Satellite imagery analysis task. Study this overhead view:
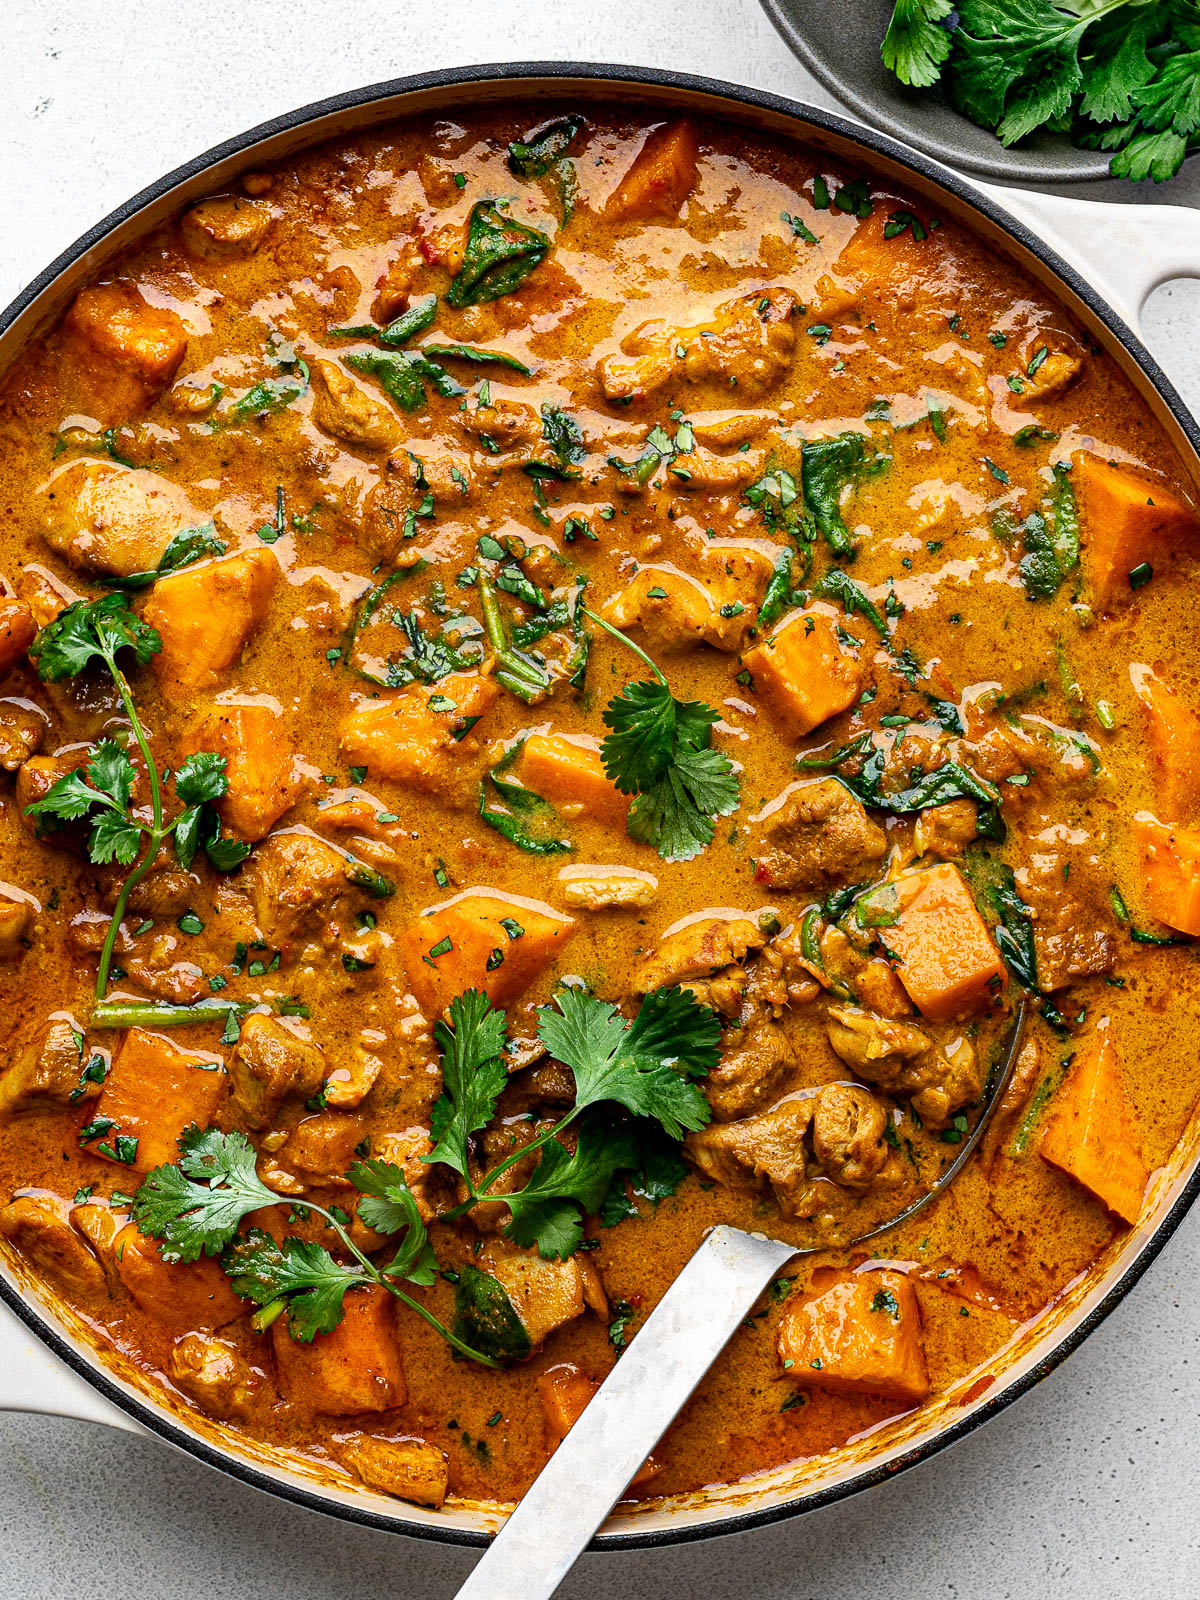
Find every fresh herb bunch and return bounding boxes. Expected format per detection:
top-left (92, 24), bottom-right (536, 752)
top-left (882, 0), bottom-right (1200, 181)
top-left (26, 596), bottom-right (250, 1007)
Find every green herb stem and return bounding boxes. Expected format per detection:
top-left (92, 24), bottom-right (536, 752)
top-left (580, 606), bottom-right (668, 685)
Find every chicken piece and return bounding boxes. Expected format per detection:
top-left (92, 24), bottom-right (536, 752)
top-left (245, 831), bottom-right (350, 955)
top-left (633, 915), bottom-right (765, 995)
top-left (227, 1013), bottom-right (327, 1130)
top-left (420, 455), bottom-right (475, 505)
top-left (272, 1286), bottom-right (405, 1414)
top-left (913, 799), bottom-right (978, 859)
top-left (0, 702), bottom-right (43, 771)
top-left (602, 540), bottom-right (774, 653)
top-left (0, 599), bottom-right (35, 676)
top-left (469, 1117), bottom-right (559, 1232)
top-left (607, 120), bottom-right (699, 221)
top-left (537, 1363), bottom-right (662, 1488)
top-left (111, 1222), bottom-right (246, 1331)
top-left (600, 287), bottom-right (798, 403)
top-left (335, 1434), bottom-right (449, 1508)
top-left (69, 1200), bottom-right (125, 1284)
top-left (666, 447), bottom-right (761, 492)
top-left (323, 1046), bottom-right (383, 1111)
top-left (310, 359), bottom-right (401, 453)
top-left (811, 1082), bottom-right (889, 1190)
top-left (854, 958), bottom-right (913, 1019)
top-left (458, 397), bottom-right (540, 451)
top-left (0, 893), bottom-right (32, 959)
top-left (372, 1127), bottom-right (459, 1224)
top-left (339, 673), bottom-right (498, 791)
top-left (0, 1193), bottom-right (108, 1298)
top-left (92, 1028), bottom-right (228, 1172)
top-left (1023, 857), bottom-right (1116, 992)
top-left (183, 697), bottom-right (303, 841)
top-left (777, 1269), bottom-right (929, 1405)
top-left (281, 1112), bottom-right (366, 1185)
top-left (372, 246), bottom-right (423, 323)
top-left (557, 865), bottom-right (658, 911)
top-left (826, 1006), bottom-right (982, 1127)
top-left (706, 1008), bottom-right (794, 1121)
top-left (61, 282), bottom-right (188, 419)
top-left (751, 779), bottom-right (886, 892)
top-left (37, 458), bottom-right (204, 578)
top-left (686, 1098), bottom-right (818, 1217)
top-left (1022, 348), bottom-right (1082, 404)
top-left (143, 548), bottom-right (277, 695)
top-left (0, 1017), bottom-right (97, 1117)
top-left (485, 1248), bottom-right (602, 1348)
top-left (180, 196), bottom-right (273, 260)
top-left (168, 1331), bottom-right (264, 1421)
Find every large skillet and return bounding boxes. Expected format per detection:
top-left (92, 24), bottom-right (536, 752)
top-left (3, 60), bottom-right (1200, 1551)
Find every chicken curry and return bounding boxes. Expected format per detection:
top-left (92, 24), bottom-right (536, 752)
top-left (0, 103), bottom-right (1197, 1514)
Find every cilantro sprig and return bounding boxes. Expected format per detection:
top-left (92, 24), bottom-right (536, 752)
top-left (583, 608), bottom-right (740, 861)
top-left (25, 596), bottom-right (249, 1006)
top-left (132, 1127), bottom-right (489, 1359)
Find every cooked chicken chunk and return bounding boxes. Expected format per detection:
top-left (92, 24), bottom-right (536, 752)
top-left (811, 1082), bottom-right (890, 1190)
top-left (0, 893), bottom-right (33, 959)
top-left (751, 779), bottom-right (887, 891)
top-left (706, 1007), bottom-right (794, 1121)
top-left (600, 287), bottom-right (798, 402)
top-left (227, 1013), bottom-right (327, 1130)
top-left (180, 196), bottom-right (272, 260)
top-left (0, 600), bottom-right (36, 677)
top-left (169, 1331), bottom-right (264, 1421)
top-left (484, 1247), bottom-right (607, 1348)
top-left (37, 458), bottom-right (204, 579)
top-left (913, 799), bottom-right (978, 860)
top-left (62, 282), bottom-right (188, 419)
top-left (557, 866), bottom-right (658, 911)
top-left (245, 832), bottom-right (351, 954)
top-left (0, 1193), bottom-right (108, 1297)
top-left (0, 1017), bottom-right (97, 1117)
top-left (0, 702), bottom-right (43, 771)
top-left (311, 359), bottom-right (401, 452)
top-left (825, 1005), bottom-right (982, 1126)
top-left (633, 915), bottom-right (765, 994)
top-left (335, 1434), bottom-right (449, 1508)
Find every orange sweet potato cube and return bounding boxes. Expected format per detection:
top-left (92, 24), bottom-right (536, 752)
top-left (339, 672), bottom-right (498, 790)
top-left (92, 1028), bottom-right (227, 1172)
top-left (145, 548), bottom-right (277, 696)
top-left (537, 1362), bottom-right (661, 1487)
top-left (1039, 1024), bottom-right (1149, 1225)
top-left (186, 697), bottom-right (302, 841)
top-left (1132, 812), bottom-right (1200, 936)
top-left (1130, 666), bottom-right (1200, 826)
top-left (607, 120), bottom-right (699, 221)
top-left (63, 283), bottom-right (189, 420)
top-left (399, 891), bottom-right (574, 1016)
top-left (112, 1222), bottom-right (246, 1331)
top-left (777, 1269), bottom-right (929, 1405)
top-left (1075, 451), bottom-right (1198, 603)
top-left (742, 605), bottom-right (865, 738)
top-left (516, 733), bottom-right (629, 825)
top-left (884, 863), bottom-right (1006, 1021)
top-left (272, 1286), bottom-right (405, 1414)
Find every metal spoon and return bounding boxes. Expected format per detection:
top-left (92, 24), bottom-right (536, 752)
top-left (453, 1002), bottom-right (1028, 1600)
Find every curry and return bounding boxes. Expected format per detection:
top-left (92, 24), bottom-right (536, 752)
top-left (0, 102), bottom-right (1197, 1515)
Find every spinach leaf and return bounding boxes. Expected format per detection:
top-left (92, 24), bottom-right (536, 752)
top-left (445, 203), bottom-right (550, 307)
top-left (1018, 465), bottom-right (1079, 601)
top-left (821, 739), bottom-right (1006, 841)
top-left (758, 546), bottom-right (793, 630)
top-left (344, 349), bottom-right (464, 412)
top-left (329, 294), bottom-right (438, 347)
top-left (478, 741), bottom-right (572, 855)
top-left (227, 357), bottom-right (309, 421)
top-left (422, 343), bottom-right (532, 374)
top-left (801, 432), bottom-right (869, 556)
top-left (812, 567), bottom-right (889, 637)
top-left (113, 525), bottom-right (227, 591)
top-left (541, 403), bottom-right (585, 468)
top-left (507, 116), bottom-right (584, 177)
top-left (962, 849), bottom-right (1038, 990)
top-left (452, 1265), bottom-right (532, 1365)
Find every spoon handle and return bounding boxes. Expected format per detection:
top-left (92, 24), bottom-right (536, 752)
top-left (453, 1225), bottom-right (797, 1600)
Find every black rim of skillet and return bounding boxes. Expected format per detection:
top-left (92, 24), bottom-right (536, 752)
top-left (2, 59), bottom-right (1199, 1553)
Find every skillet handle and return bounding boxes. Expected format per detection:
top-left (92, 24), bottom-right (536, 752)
top-left (0, 1290), bottom-right (141, 1433)
top-left (978, 184), bottom-right (1200, 338)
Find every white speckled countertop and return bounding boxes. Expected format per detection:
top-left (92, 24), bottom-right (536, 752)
top-left (3, 2), bottom-right (1200, 1594)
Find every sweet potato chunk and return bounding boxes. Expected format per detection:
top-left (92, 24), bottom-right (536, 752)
top-left (741, 605), bottom-right (865, 738)
top-left (516, 733), bottom-right (628, 825)
top-left (339, 673), bottom-right (498, 790)
top-left (1075, 451), bottom-right (1198, 603)
top-left (271, 1286), bottom-right (405, 1414)
top-left (184, 697), bottom-right (303, 840)
top-left (777, 1269), bottom-right (929, 1405)
top-left (111, 1221), bottom-right (245, 1330)
top-left (335, 1434), bottom-right (449, 1508)
top-left (1133, 813), bottom-right (1200, 936)
top-left (607, 120), bottom-right (699, 221)
top-left (1130, 665), bottom-right (1200, 825)
top-left (400, 891), bottom-right (574, 1015)
top-left (62, 283), bottom-right (188, 420)
top-left (144, 548), bottom-right (277, 695)
top-left (92, 1028), bottom-right (227, 1172)
top-left (0, 1193), bottom-right (108, 1298)
top-left (0, 600), bottom-right (35, 676)
top-left (883, 863), bottom-right (1006, 1022)
top-left (37, 458), bottom-right (203, 578)
top-left (537, 1363), bottom-right (661, 1488)
top-left (1039, 1024), bottom-right (1149, 1225)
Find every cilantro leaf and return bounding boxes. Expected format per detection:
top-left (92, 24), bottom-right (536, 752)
top-left (502, 1115), bottom-right (640, 1258)
top-left (600, 1118), bottom-right (690, 1225)
top-left (29, 593), bottom-right (161, 683)
top-left (445, 202), bottom-right (551, 307)
top-left (132, 1126), bottom-right (277, 1262)
top-left (426, 990), bottom-right (509, 1177)
top-left (882, 0), bottom-right (955, 89)
top-left (25, 738), bottom-right (143, 863)
top-left (348, 1158), bottom-right (439, 1285)
top-left (600, 679), bottom-right (739, 862)
top-left (537, 986), bottom-right (717, 1139)
top-left (1078, 5), bottom-right (1158, 124)
top-left (222, 1228), bottom-right (368, 1341)
top-left (174, 751), bottom-right (230, 806)
top-left (89, 806), bottom-right (143, 866)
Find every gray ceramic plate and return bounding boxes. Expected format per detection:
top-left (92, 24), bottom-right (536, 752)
top-left (759, 0), bottom-right (1113, 182)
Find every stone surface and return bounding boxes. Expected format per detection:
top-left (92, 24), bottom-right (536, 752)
top-left (2, 2), bottom-right (1200, 1595)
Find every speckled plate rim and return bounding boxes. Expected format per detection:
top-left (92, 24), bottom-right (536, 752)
top-left (756, 0), bottom-right (1116, 183)
top-left (2, 58), bottom-right (1200, 1553)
